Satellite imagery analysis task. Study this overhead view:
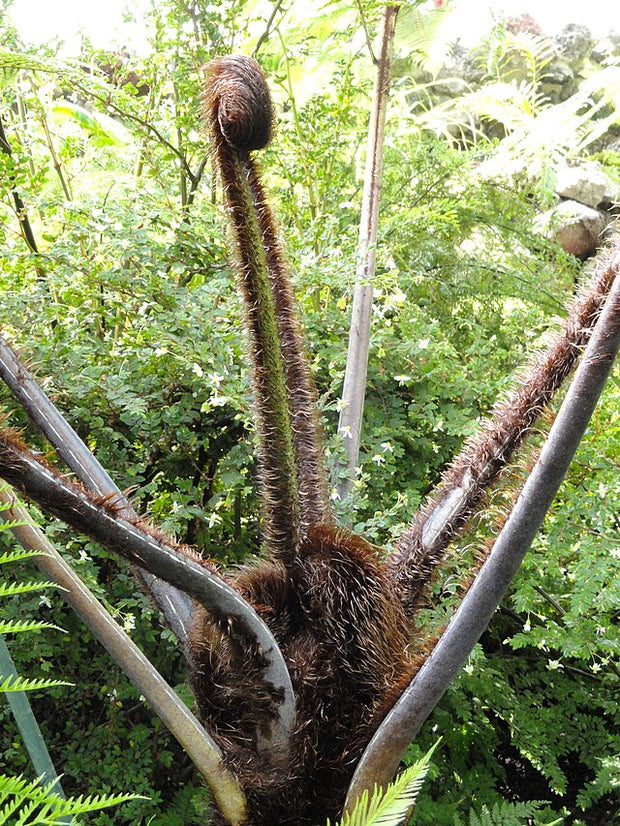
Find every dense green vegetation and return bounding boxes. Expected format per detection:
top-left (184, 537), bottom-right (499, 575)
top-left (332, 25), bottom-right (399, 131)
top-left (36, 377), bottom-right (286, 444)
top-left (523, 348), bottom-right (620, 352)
top-left (0, 1), bottom-right (618, 823)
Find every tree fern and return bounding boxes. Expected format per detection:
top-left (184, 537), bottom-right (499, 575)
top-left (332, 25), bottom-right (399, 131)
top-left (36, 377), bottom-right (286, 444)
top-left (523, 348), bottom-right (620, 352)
top-left (328, 741), bottom-right (439, 826)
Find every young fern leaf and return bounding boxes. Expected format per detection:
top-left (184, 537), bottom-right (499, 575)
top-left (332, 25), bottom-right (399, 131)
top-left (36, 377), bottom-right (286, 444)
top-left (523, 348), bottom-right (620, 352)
top-left (330, 741), bottom-right (438, 826)
top-left (0, 581), bottom-right (58, 599)
top-left (468, 799), bottom-right (558, 826)
top-left (0, 620), bottom-right (63, 635)
top-left (0, 550), bottom-right (48, 565)
top-left (0, 675), bottom-right (71, 692)
top-left (205, 55), bottom-right (330, 562)
top-left (0, 773), bottom-right (143, 825)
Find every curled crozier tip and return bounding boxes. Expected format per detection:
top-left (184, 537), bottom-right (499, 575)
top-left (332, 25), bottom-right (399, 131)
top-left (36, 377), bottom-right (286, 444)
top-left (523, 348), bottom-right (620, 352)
top-left (207, 54), bottom-right (273, 152)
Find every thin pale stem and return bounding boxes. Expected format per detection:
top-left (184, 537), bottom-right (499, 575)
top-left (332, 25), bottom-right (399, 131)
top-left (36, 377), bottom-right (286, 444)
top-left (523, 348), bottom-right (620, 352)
top-left (336, 5), bottom-right (399, 500)
top-left (0, 489), bottom-right (247, 826)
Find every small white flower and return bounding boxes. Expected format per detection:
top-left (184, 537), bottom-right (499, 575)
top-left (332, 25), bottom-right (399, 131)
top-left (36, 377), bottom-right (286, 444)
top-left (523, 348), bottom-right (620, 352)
top-left (39, 594), bottom-right (52, 609)
top-left (192, 362), bottom-right (204, 378)
top-left (123, 614), bottom-right (136, 632)
top-left (209, 371), bottom-right (225, 388)
top-left (340, 425), bottom-right (353, 439)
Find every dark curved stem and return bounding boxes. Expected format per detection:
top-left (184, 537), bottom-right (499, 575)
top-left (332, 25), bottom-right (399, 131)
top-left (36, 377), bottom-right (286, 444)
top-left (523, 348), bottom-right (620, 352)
top-left (0, 114), bottom-right (39, 255)
top-left (346, 253), bottom-right (620, 810)
top-left (389, 241), bottom-right (620, 614)
top-left (0, 430), bottom-right (296, 762)
top-left (0, 489), bottom-right (246, 826)
top-left (0, 334), bottom-right (193, 645)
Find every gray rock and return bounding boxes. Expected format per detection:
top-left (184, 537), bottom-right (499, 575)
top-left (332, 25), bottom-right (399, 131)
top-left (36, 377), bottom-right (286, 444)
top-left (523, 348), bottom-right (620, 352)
top-left (439, 42), bottom-right (485, 87)
top-left (554, 24), bottom-right (595, 67)
top-left (592, 31), bottom-right (620, 62)
top-left (554, 162), bottom-right (615, 208)
top-left (541, 59), bottom-right (575, 103)
top-left (536, 199), bottom-right (608, 258)
top-left (433, 77), bottom-right (470, 97)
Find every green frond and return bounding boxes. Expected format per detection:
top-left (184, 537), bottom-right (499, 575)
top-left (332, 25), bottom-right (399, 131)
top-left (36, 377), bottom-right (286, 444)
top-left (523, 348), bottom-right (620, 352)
top-left (0, 550), bottom-right (50, 565)
top-left (0, 50), bottom-right (81, 80)
top-left (52, 101), bottom-right (129, 147)
top-left (0, 581), bottom-right (57, 599)
top-left (467, 799), bottom-right (560, 826)
top-left (0, 675), bottom-right (72, 693)
top-left (0, 773), bottom-right (144, 824)
top-left (330, 741), bottom-right (440, 826)
top-left (0, 620), bottom-right (64, 636)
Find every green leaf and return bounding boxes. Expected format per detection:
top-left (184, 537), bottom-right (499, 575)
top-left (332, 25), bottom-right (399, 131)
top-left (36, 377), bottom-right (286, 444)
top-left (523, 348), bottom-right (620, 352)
top-left (330, 740), bottom-right (440, 826)
top-left (0, 621), bottom-right (64, 636)
top-left (0, 581), bottom-right (58, 599)
top-left (0, 773), bottom-right (144, 824)
top-left (0, 675), bottom-right (72, 693)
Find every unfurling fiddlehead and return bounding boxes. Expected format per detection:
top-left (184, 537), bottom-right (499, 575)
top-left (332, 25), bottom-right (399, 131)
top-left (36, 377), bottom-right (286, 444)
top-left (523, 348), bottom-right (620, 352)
top-left (205, 55), bottom-right (331, 564)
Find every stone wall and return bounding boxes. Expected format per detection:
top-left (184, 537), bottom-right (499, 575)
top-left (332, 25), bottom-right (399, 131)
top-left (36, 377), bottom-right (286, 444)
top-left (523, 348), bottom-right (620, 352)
top-left (417, 18), bottom-right (620, 258)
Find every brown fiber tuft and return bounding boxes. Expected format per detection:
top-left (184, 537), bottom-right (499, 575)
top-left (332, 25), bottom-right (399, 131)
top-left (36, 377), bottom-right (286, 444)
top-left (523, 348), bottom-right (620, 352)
top-left (206, 55), bottom-right (273, 151)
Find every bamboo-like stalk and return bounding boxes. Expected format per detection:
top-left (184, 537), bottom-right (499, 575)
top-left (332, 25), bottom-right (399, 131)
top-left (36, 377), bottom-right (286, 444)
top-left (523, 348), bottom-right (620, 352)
top-left (345, 254), bottom-right (620, 813)
top-left (336, 5), bottom-right (399, 500)
top-left (0, 489), bottom-right (247, 826)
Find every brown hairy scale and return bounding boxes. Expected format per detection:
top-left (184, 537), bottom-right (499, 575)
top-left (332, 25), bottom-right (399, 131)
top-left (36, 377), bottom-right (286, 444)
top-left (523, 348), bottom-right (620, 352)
top-left (207, 55), bottom-right (273, 152)
top-left (189, 55), bottom-right (418, 823)
top-left (390, 244), bottom-right (620, 614)
top-left (188, 525), bottom-right (413, 825)
top-left (192, 55), bottom-right (620, 824)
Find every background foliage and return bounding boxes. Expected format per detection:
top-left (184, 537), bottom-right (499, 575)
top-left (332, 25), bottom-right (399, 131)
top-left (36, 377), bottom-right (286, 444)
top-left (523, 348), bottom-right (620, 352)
top-left (0, 0), bottom-right (618, 823)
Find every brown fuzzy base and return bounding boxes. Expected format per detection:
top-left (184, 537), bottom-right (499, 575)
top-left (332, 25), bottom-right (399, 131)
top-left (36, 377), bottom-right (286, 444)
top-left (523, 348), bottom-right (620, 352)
top-left (188, 524), bottom-right (414, 825)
